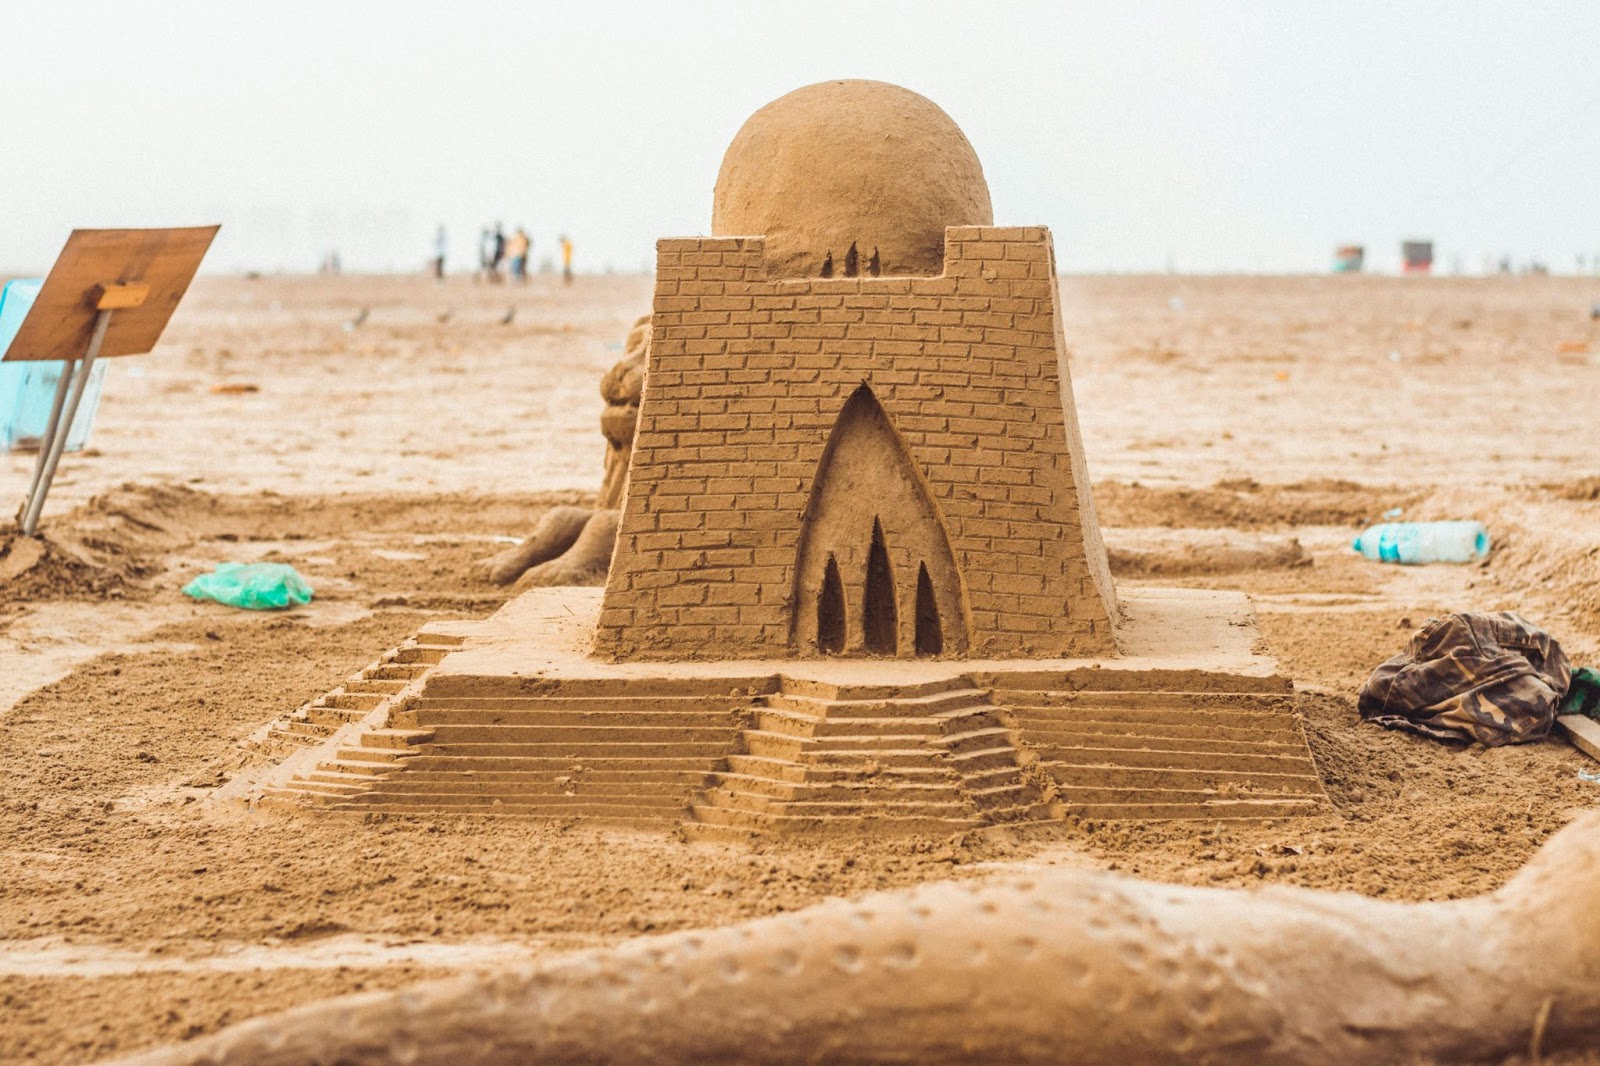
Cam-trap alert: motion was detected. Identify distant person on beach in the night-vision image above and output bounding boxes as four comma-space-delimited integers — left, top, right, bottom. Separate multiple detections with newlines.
507, 227, 531, 282
491, 223, 507, 283
478, 227, 493, 282
431, 225, 447, 280
560, 234, 574, 284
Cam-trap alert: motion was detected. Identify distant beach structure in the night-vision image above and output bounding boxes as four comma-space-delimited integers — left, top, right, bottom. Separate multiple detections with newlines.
1332, 245, 1364, 273
1402, 240, 1434, 275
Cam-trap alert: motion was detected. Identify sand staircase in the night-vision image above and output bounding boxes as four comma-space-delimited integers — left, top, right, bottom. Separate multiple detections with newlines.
685, 678, 1045, 839
255, 652, 1325, 830
268, 679, 751, 824
987, 679, 1328, 820
253, 633, 461, 806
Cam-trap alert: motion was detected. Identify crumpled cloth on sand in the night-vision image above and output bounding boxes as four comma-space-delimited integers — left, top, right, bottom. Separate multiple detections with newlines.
1359, 611, 1571, 746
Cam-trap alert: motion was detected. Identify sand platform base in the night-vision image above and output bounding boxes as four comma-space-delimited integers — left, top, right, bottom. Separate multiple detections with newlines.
258, 586, 1329, 836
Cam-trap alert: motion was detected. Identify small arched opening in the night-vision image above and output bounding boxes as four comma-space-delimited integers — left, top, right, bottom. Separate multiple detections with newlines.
817, 555, 846, 654
863, 520, 898, 655
914, 562, 943, 657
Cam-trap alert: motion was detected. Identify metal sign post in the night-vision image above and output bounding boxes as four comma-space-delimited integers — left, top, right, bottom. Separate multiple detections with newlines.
4, 226, 218, 535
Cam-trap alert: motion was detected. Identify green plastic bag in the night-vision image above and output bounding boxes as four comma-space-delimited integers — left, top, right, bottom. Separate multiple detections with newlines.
183, 562, 314, 610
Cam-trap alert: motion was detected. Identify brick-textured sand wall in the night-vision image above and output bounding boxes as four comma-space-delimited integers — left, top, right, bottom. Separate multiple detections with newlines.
595, 226, 1118, 661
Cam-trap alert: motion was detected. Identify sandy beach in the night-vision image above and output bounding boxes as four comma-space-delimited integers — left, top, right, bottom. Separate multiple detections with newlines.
2, 271, 1598, 1062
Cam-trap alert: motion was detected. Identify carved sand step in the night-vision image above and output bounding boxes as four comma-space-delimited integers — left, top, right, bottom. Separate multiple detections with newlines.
1036, 744, 1316, 775
420, 675, 771, 699
1055, 785, 1316, 806
256, 630, 463, 807
349, 769, 709, 786
930, 726, 1016, 757
360, 728, 436, 750
342, 679, 410, 696
688, 803, 979, 835
740, 732, 963, 764
1065, 798, 1324, 820
936, 745, 1023, 774
314, 758, 411, 778
959, 765, 1030, 791
282, 778, 369, 797
679, 821, 758, 844
278, 720, 336, 744
399, 755, 722, 774
398, 707, 739, 729
723, 754, 954, 784
1005, 706, 1302, 735
762, 687, 991, 718
389, 645, 451, 665
407, 694, 747, 713
337, 790, 689, 812
706, 772, 965, 804
304, 706, 377, 730
335, 746, 422, 766
418, 724, 737, 745
1039, 762, 1325, 795
1008, 715, 1305, 744
367, 663, 431, 682
699, 787, 975, 820
775, 676, 971, 702
753, 710, 950, 740
967, 782, 1044, 810
328, 799, 683, 822
350, 777, 699, 798
1017, 729, 1309, 757
317, 690, 389, 713
412, 741, 735, 759
995, 690, 1293, 713
305, 771, 392, 791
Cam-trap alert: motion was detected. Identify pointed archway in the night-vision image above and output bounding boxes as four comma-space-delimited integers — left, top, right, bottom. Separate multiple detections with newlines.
817, 555, 846, 654
791, 385, 968, 656
863, 520, 898, 655
914, 563, 943, 657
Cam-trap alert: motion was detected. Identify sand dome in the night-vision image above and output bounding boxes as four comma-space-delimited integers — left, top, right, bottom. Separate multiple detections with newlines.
712, 80, 993, 278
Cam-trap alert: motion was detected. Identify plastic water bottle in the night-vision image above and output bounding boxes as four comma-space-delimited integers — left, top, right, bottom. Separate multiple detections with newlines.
1352, 521, 1489, 564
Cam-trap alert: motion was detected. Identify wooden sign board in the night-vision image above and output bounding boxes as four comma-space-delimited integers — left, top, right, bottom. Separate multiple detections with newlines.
2, 225, 219, 362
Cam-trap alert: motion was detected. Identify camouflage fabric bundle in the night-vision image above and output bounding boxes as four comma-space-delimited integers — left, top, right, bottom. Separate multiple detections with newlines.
1359, 611, 1571, 746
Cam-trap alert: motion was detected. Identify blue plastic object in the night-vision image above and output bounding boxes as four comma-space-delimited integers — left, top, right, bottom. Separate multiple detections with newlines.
0, 278, 110, 453
1352, 520, 1490, 564
183, 563, 315, 610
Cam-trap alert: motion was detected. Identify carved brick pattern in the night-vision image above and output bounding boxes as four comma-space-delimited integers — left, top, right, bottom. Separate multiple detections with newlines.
597, 226, 1118, 661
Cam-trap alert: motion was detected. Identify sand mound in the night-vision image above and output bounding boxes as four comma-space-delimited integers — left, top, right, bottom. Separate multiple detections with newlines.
0, 484, 211, 604
712, 80, 992, 277
1094, 478, 1424, 530
1105, 527, 1308, 576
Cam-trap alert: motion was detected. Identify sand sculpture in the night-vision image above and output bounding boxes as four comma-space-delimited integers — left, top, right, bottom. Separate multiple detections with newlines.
607, 78, 1115, 660
471, 314, 646, 587
713, 79, 995, 279
259, 80, 1329, 832
110, 811, 1600, 1064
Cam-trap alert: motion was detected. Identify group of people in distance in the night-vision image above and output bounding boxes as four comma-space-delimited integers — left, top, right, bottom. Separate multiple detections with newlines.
430, 225, 574, 284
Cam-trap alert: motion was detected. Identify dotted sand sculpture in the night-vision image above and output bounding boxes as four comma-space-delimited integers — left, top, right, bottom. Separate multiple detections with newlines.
259, 80, 1329, 831
110, 812, 1600, 1064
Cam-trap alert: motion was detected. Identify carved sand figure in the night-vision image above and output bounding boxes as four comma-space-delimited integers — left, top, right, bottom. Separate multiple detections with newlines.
470, 313, 647, 587
597, 78, 1117, 661
266, 80, 1328, 828
111, 813, 1600, 1065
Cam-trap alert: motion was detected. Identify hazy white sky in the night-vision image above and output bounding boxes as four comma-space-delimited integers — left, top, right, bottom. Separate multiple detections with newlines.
1, 1, 1594, 275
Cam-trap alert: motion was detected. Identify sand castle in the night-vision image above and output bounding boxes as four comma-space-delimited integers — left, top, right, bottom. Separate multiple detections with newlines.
255, 81, 1328, 832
